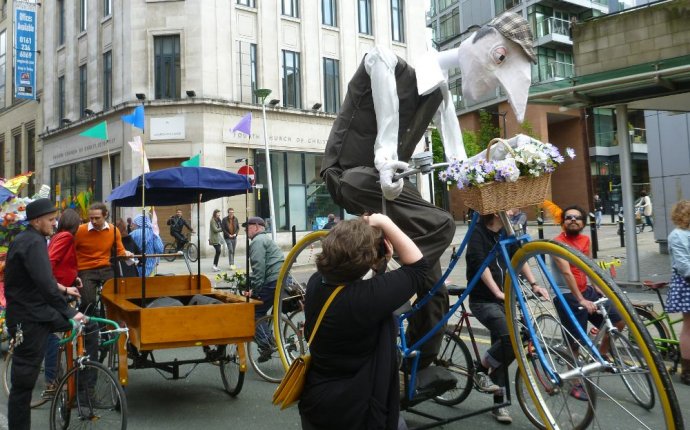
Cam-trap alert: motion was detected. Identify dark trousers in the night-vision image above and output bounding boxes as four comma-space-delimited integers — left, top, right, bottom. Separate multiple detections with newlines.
254, 281, 277, 348
224, 237, 237, 266
324, 167, 454, 368
78, 266, 114, 316
469, 301, 514, 388
212, 244, 221, 266
172, 231, 187, 251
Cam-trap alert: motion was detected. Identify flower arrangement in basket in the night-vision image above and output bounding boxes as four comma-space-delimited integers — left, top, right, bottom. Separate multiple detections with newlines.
215, 268, 251, 297
440, 135, 575, 214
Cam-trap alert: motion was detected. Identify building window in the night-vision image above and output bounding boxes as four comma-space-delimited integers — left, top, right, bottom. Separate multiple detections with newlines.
58, 76, 65, 123
323, 58, 340, 114
237, 41, 257, 104
154, 35, 181, 100
448, 78, 463, 109
13, 132, 21, 176
79, 65, 87, 117
322, 0, 337, 27
282, 0, 299, 18
255, 151, 340, 231
58, 0, 65, 45
51, 158, 103, 207
103, 51, 112, 110
27, 127, 35, 195
237, 0, 256, 7
103, 0, 112, 17
494, 0, 520, 15
438, 8, 459, 43
0, 135, 4, 178
391, 0, 404, 42
80, 0, 87, 32
358, 0, 372, 35
282, 50, 301, 108
0, 30, 5, 109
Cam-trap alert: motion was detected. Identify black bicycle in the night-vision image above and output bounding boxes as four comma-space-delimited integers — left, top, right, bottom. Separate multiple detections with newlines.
163, 232, 198, 262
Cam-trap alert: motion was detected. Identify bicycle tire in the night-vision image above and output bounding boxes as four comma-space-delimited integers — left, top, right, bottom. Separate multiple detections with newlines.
219, 343, 244, 396
163, 242, 177, 262
505, 239, 683, 430
432, 328, 474, 406
514, 348, 595, 430
274, 230, 328, 370
185, 242, 199, 263
248, 314, 304, 383
3, 343, 61, 408
632, 306, 674, 361
608, 330, 655, 410
49, 360, 127, 429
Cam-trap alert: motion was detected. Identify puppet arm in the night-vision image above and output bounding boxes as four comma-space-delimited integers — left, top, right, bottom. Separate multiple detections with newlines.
365, 47, 408, 201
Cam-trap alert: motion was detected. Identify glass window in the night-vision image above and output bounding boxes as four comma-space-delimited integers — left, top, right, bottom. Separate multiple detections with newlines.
323, 58, 340, 114
13, 132, 21, 176
0, 30, 5, 109
154, 35, 181, 100
282, 50, 301, 108
391, 0, 404, 43
495, 0, 520, 15
79, 65, 87, 117
322, 0, 337, 26
0, 136, 4, 178
51, 158, 103, 209
282, 0, 299, 18
448, 78, 463, 109
27, 128, 35, 195
250, 43, 258, 104
103, 51, 112, 110
358, 0, 372, 35
439, 9, 459, 42
80, 0, 87, 32
237, 0, 256, 6
58, 76, 65, 123
103, 0, 112, 17
237, 41, 257, 103
58, 0, 65, 45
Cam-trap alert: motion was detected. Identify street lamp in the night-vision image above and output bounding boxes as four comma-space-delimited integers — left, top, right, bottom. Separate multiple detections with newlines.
254, 88, 278, 241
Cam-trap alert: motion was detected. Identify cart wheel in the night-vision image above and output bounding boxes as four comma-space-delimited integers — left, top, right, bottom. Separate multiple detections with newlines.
219, 344, 244, 396
163, 243, 177, 262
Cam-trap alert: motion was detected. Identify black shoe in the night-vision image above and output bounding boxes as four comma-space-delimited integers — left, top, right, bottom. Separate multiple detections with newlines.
257, 348, 273, 363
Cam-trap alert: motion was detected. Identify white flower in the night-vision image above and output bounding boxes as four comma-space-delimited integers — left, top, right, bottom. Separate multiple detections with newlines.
566, 147, 576, 159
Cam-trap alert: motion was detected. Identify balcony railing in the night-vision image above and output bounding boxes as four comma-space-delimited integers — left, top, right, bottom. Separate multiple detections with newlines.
535, 16, 571, 39
534, 60, 574, 82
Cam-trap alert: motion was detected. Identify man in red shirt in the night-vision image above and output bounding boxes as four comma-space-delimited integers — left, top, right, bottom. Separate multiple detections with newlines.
552, 205, 624, 401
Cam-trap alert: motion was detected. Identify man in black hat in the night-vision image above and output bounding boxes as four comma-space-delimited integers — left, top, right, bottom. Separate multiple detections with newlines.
242, 216, 284, 362
5, 198, 86, 430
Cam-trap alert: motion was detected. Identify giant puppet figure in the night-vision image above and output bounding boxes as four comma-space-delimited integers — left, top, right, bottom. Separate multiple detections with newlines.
321, 12, 537, 368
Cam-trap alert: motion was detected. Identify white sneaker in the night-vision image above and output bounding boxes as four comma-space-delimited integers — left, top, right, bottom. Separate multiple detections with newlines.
212, 266, 220, 272
473, 371, 500, 393
491, 407, 513, 424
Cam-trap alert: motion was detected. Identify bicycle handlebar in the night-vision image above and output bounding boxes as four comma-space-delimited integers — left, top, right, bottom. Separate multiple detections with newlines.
59, 316, 128, 347
392, 162, 450, 182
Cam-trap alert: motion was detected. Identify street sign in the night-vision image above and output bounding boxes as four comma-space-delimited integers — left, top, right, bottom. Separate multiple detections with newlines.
237, 165, 255, 184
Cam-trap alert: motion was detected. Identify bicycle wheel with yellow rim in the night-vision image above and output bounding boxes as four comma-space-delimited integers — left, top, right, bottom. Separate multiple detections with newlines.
273, 230, 328, 371
505, 239, 683, 430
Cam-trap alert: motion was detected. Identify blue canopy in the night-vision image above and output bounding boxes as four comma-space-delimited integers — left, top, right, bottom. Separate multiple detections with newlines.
107, 166, 252, 207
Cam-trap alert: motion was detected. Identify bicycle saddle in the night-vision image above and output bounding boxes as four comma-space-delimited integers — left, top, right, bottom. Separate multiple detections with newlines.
643, 280, 668, 290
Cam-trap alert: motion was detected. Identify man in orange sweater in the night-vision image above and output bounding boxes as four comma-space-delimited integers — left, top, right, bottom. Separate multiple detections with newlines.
75, 202, 129, 314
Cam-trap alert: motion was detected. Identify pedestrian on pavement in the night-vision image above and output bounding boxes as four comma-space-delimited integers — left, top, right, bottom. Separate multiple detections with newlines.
593, 194, 604, 229
130, 214, 164, 277
635, 190, 653, 232
466, 213, 548, 424
322, 213, 337, 230
209, 209, 223, 272
221, 208, 240, 267
299, 214, 426, 430
45, 208, 83, 393
167, 209, 194, 251
665, 200, 690, 385
242, 216, 284, 362
5, 199, 86, 430
75, 202, 130, 316
551, 205, 625, 401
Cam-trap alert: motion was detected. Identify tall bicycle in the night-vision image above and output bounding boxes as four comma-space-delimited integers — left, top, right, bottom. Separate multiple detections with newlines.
272, 157, 683, 429
163, 232, 199, 262
50, 316, 128, 429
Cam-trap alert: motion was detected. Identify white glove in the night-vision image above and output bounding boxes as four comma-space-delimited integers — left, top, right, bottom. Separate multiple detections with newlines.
377, 160, 409, 201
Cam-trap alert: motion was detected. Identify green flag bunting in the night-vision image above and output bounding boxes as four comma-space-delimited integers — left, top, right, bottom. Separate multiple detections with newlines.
79, 121, 109, 140
181, 154, 201, 167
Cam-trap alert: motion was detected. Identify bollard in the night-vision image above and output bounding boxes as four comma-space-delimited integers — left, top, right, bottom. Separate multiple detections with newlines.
291, 225, 296, 247
589, 212, 598, 259
618, 215, 625, 247
537, 213, 544, 240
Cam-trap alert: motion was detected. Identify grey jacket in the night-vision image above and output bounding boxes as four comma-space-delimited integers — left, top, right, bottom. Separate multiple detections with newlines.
248, 231, 284, 290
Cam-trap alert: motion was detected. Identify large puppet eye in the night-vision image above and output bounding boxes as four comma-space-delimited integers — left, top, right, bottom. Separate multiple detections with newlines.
492, 46, 507, 65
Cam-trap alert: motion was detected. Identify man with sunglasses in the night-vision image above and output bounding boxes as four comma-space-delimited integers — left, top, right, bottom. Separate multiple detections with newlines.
551, 205, 624, 401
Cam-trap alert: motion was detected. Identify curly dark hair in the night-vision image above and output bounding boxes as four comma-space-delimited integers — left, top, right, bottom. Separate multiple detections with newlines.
316, 219, 385, 283
671, 200, 690, 230
58, 208, 81, 235
561, 205, 587, 224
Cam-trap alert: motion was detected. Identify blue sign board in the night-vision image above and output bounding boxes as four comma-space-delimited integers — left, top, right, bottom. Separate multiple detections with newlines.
14, 4, 36, 100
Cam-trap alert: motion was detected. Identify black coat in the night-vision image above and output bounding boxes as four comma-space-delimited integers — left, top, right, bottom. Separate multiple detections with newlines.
5, 226, 77, 328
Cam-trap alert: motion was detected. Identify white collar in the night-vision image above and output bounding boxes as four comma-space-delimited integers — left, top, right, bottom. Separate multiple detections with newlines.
88, 222, 110, 231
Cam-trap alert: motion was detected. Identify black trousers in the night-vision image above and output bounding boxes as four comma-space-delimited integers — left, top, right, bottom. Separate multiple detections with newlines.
324, 167, 455, 368
469, 301, 514, 388
171, 231, 187, 251
8, 317, 71, 430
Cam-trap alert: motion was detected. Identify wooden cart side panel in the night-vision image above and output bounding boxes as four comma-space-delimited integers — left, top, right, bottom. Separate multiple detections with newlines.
103, 275, 213, 296
138, 302, 256, 347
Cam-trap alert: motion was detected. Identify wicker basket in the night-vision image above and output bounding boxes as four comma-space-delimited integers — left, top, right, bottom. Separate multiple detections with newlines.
457, 138, 551, 214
